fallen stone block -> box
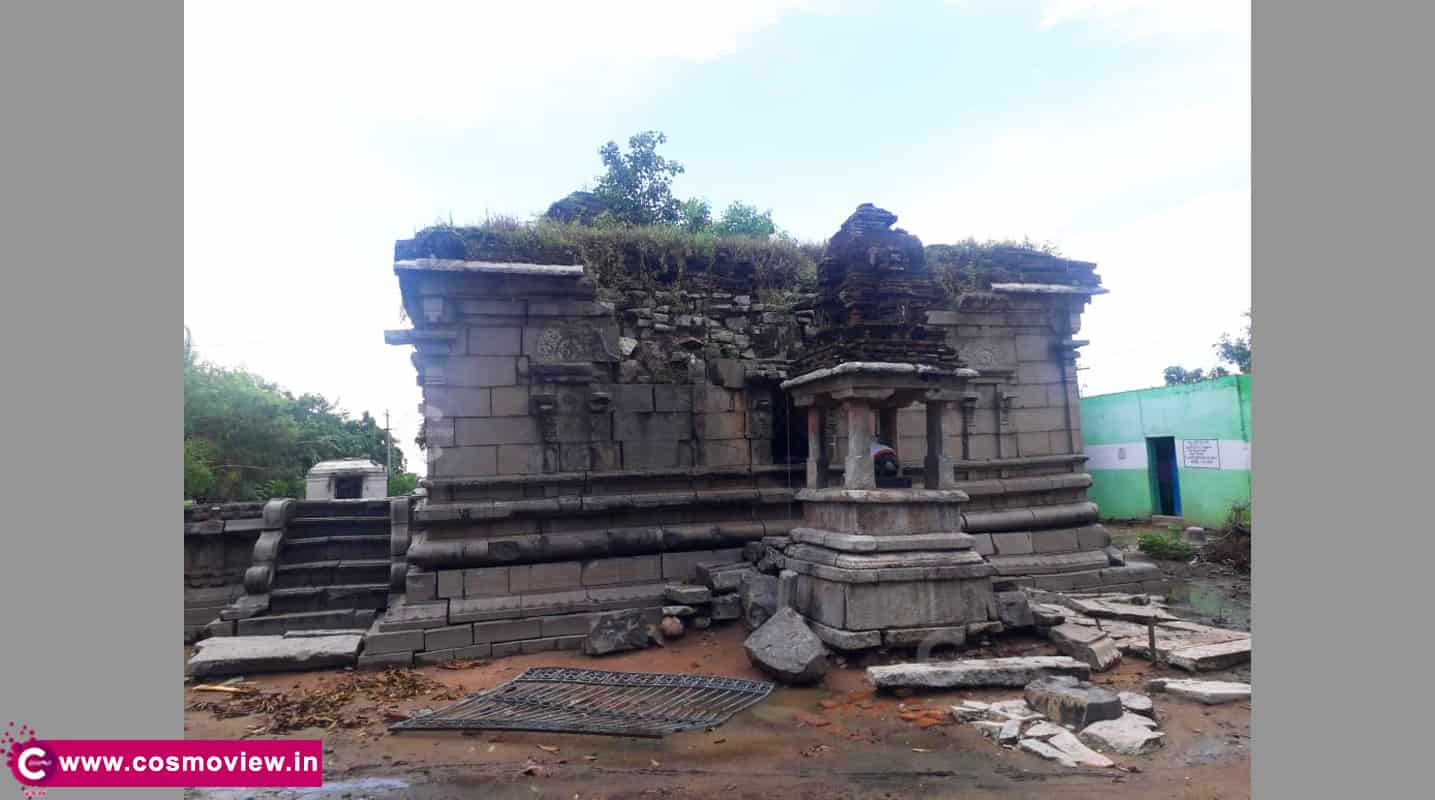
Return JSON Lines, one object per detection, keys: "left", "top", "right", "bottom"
{"left": 282, "top": 628, "right": 367, "bottom": 638}
{"left": 1018, "top": 738, "right": 1082, "bottom": 768}
{"left": 998, "top": 717, "right": 1024, "bottom": 744}
{"left": 1043, "top": 729, "right": 1115, "bottom": 767}
{"left": 1079, "top": 713, "right": 1165, "bottom": 755}
{"left": 743, "top": 607, "right": 829, "bottom": 685}
{"left": 710, "top": 593, "right": 742, "bottom": 621}
{"left": 740, "top": 572, "right": 778, "bottom": 629}
{"left": 662, "top": 605, "right": 696, "bottom": 618}
{"left": 950, "top": 700, "right": 991, "bottom": 722}
{"left": 1167, "top": 638, "right": 1252, "bottom": 672}
{"left": 985, "top": 699, "right": 1045, "bottom": 723}
{"left": 972, "top": 720, "right": 1005, "bottom": 739}
{"left": 866, "top": 656, "right": 1090, "bottom": 690}
{"left": 996, "top": 591, "right": 1035, "bottom": 628}
{"left": 1118, "top": 691, "right": 1155, "bottom": 718}
{"left": 699, "top": 562, "right": 756, "bottom": 593}
{"left": 1024, "top": 675, "right": 1123, "bottom": 728}
{"left": 1031, "top": 604, "right": 1067, "bottom": 627}
{"left": 583, "top": 609, "right": 649, "bottom": 656}
{"left": 1046, "top": 623, "right": 1122, "bottom": 671}
{"left": 1147, "top": 678, "right": 1251, "bottom": 705}
{"left": 188, "top": 635, "right": 362, "bottom": 678}
{"left": 1022, "top": 721, "right": 1066, "bottom": 740}
{"left": 664, "top": 584, "right": 711, "bottom": 604}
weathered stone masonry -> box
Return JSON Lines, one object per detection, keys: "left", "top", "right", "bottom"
{"left": 193, "top": 204, "right": 1162, "bottom": 658}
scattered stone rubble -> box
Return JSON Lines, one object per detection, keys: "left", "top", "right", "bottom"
{"left": 1026, "top": 590, "right": 1250, "bottom": 672}
{"left": 1147, "top": 678, "right": 1252, "bottom": 705}
{"left": 952, "top": 683, "right": 1169, "bottom": 767}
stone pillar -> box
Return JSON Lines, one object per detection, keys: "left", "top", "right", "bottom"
{"left": 806, "top": 405, "right": 829, "bottom": 490}
{"left": 843, "top": 399, "right": 876, "bottom": 490}
{"left": 924, "top": 400, "right": 957, "bottom": 490}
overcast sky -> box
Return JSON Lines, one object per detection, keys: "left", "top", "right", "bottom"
{"left": 184, "top": 0, "right": 1250, "bottom": 476}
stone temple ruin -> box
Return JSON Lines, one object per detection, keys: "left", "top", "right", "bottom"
{"left": 193, "top": 203, "right": 1171, "bottom": 669}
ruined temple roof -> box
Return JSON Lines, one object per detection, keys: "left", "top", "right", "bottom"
{"left": 307, "top": 459, "right": 386, "bottom": 476}
{"left": 394, "top": 258, "right": 585, "bottom": 277}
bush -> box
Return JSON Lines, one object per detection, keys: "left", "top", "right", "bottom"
{"left": 1138, "top": 531, "right": 1197, "bottom": 561}
{"left": 1203, "top": 501, "right": 1252, "bottom": 572}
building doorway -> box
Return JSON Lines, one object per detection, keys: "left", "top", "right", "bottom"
{"left": 333, "top": 475, "right": 364, "bottom": 500}
{"left": 1147, "top": 436, "right": 1181, "bottom": 516}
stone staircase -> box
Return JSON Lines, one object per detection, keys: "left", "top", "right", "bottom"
{"left": 207, "top": 498, "right": 395, "bottom": 637}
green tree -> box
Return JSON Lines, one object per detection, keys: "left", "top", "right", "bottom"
{"left": 184, "top": 329, "right": 412, "bottom": 503}
{"left": 592, "top": 131, "right": 686, "bottom": 226}
{"left": 679, "top": 197, "right": 712, "bottom": 232}
{"left": 1163, "top": 365, "right": 1229, "bottom": 386}
{"left": 1215, "top": 310, "right": 1252, "bottom": 373}
{"left": 712, "top": 201, "right": 776, "bottom": 239}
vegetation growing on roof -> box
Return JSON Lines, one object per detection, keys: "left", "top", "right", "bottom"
{"left": 399, "top": 217, "right": 822, "bottom": 305}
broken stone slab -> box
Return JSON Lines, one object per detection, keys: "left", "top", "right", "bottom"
{"left": 1018, "top": 732, "right": 1114, "bottom": 769}
{"left": 743, "top": 607, "right": 829, "bottom": 685}
{"left": 187, "top": 635, "right": 362, "bottom": 678}
{"left": 1118, "top": 691, "right": 1155, "bottom": 718}
{"left": 1023, "top": 721, "right": 1067, "bottom": 740}
{"left": 950, "top": 700, "right": 990, "bottom": 722}
{"left": 710, "top": 593, "right": 742, "bottom": 621}
{"left": 1046, "top": 623, "right": 1122, "bottom": 671}
{"left": 584, "top": 609, "right": 649, "bottom": 656}
{"left": 662, "top": 605, "right": 696, "bottom": 618}
{"left": 866, "top": 656, "right": 1090, "bottom": 690}
{"left": 281, "top": 628, "right": 368, "bottom": 638}
{"left": 1166, "top": 638, "right": 1252, "bottom": 672}
{"left": 996, "top": 591, "right": 1035, "bottom": 628}
{"left": 972, "top": 720, "right": 1005, "bottom": 739}
{"left": 1043, "top": 730, "right": 1116, "bottom": 767}
{"left": 1031, "top": 604, "right": 1067, "bottom": 627}
{"left": 1024, "top": 675, "right": 1123, "bottom": 728}
{"left": 664, "top": 584, "right": 711, "bottom": 604}
{"left": 1147, "top": 678, "right": 1251, "bottom": 705}
{"left": 1079, "top": 713, "right": 1166, "bottom": 755}
{"left": 985, "top": 699, "right": 1045, "bottom": 723}
{"left": 998, "top": 717, "right": 1024, "bottom": 744}
{"left": 698, "top": 562, "right": 756, "bottom": 593}
{"left": 740, "top": 572, "right": 778, "bottom": 629}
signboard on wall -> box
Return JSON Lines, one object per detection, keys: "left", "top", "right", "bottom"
{"left": 1181, "top": 439, "right": 1221, "bottom": 469}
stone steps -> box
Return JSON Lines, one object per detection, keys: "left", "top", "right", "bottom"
{"left": 287, "top": 516, "right": 390, "bottom": 538}
{"left": 272, "top": 558, "right": 391, "bottom": 589}
{"left": 235, "top": 608, "right": 378, "bottom": 637}
{"left": 280, "top": 534, "right": 389, "bottom": 562}
{"left": 269, "top": 582, "right": 389, "bottom": 614}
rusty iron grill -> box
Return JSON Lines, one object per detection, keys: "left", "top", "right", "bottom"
{"left": 389, "top": 667, "right": 774, "bottom": 738}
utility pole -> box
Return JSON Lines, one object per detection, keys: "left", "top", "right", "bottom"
{"left": 384, "top": 410, "right": 393, "bottom": 484}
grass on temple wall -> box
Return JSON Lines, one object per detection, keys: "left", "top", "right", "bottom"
{"left": 401, "top": 217, "right": 1065, "bottom": 305}
{"left": 405, "top": 217, "right": 822, "bottom": 304}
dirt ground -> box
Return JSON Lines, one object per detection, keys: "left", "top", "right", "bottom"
{"left": 183, "top": 567, "right": 1251, "bottom": 800}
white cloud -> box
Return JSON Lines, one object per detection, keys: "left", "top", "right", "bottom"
{"left": 185, "top": 1, "right": 812, "bottom": 475}
{"left": 1039, "top": 0, "right": 1249, "bottom": 40}
{"left": 1071, "top": 188, "right": 1251, "bottom": 395}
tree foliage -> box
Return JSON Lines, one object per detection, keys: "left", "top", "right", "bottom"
{"left": 592, "top": 131, "right": 686, "bottom": 226}
{"left": 184, "top": 329, "right": 416, "bottom": 503}
{"left": 555, "top": 131, "right": 779, "bottom": 239}
{"left": 712, "top": 201, "right": 776, "bottom": 238}
{"left": 1162, "top": 309, "right": 1251, "bottom": 385}
{"left": 1215, "top": 310, "right": 1252, "bottom": 373}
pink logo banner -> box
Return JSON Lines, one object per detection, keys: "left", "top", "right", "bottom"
{"left": 7, "top": 738, "right": 324, "bottom": 789}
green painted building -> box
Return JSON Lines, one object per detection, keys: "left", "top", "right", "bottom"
{"left": 1080, "top": 375, "right": 1251, "bottom": 528}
